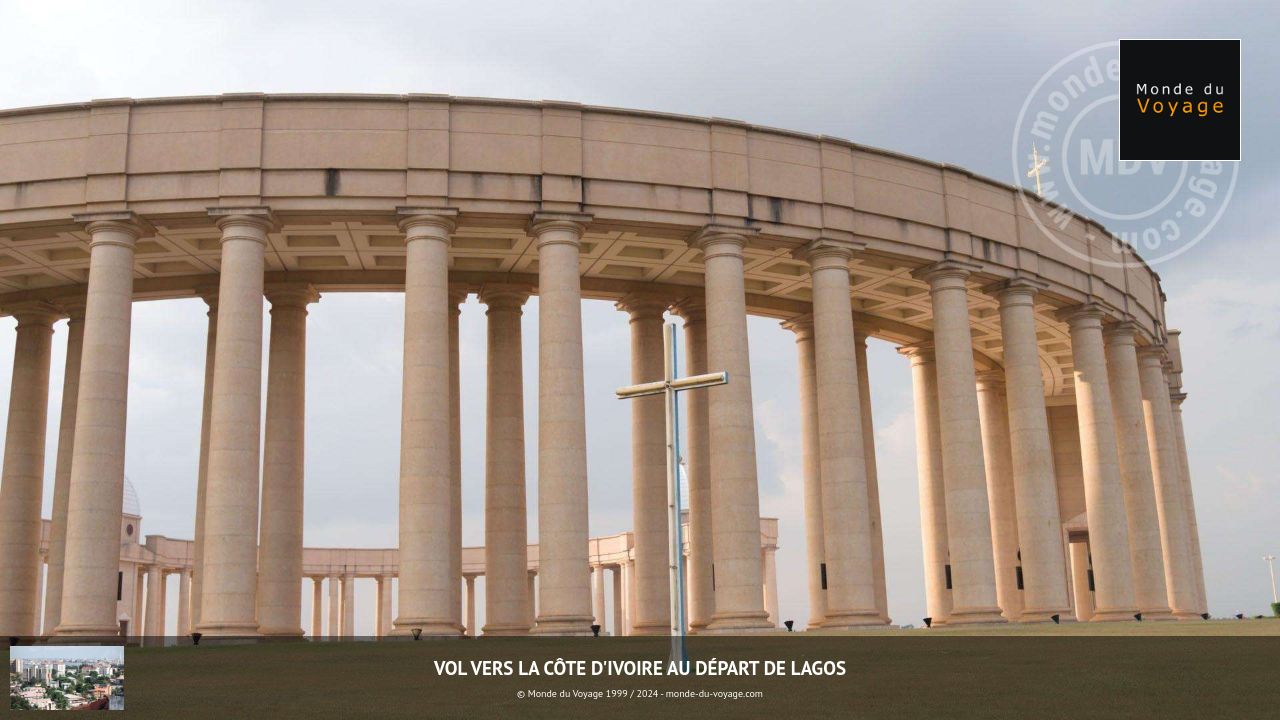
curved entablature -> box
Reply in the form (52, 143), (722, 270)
(0, 93), (1171, 398)
(36, 517), (780, 579)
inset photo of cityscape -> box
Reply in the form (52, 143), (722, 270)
(8, 646), (123, 711)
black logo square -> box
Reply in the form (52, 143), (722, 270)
(1120, 39), (1240, 161)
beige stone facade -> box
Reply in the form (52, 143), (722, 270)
(0, 94), (1206, 637)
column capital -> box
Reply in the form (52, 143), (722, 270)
(1169, 391), (1187, 406)
(897, 341), (935, 363)
(1054, 302), (1108, 327)
(448, 284), (470, 308)
(397, 207), (459, 239)
(669, 296), (706, 325)
(1136, 344), (1169, 366)
(615, 291), (670, 320)
(975, 369), (1007, 389)
(74, 211), (154, 247)
(853, 327), (873, 346)
(793, 236), (866, 268)
(1102, 320), (1141, 344)
(3, 300), (63, 329)
(209, 206), (278, 238)
(265, 282), (320, 309)
(688, 224), (756, 258)
(478, 282), (532, 311)
(911, 258), (982, 287)
(50, 293), (88, 322)
(528, 212), (592, 243)
(985, 276), (1048, 304)
(780, 313), (815, 339)
(196, 285), (220, 312)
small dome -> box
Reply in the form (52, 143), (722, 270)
(122, 476), (141, 517)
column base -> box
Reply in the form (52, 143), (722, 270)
(391, 619), (465, 637)
(701, 610), (775, 634)
(481, 623), (531, 637)
(1017, 608), (1075, 624)
(531, 614), (595, 636)
(942, 607), (1008, 626)
(1137, 608), (1176, 621)
(628, 621), (673, 636)
(194, 622), (261, 638)
(821, 610), (886, 630)
(51, 624), (121, 639)
(257, 626), (306, 638)
(1173, 610), (1204, 621)
(1089, 607), (1142, 622)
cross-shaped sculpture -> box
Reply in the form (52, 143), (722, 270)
(616, 322), (727, 662)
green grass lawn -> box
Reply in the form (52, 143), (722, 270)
(109, 619), (1279, 719)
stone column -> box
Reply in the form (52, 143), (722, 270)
(690, 226), (771, 632)
(56, 213), (146, 637)
(1069, 540), (1095, 622)
(612, 566), (624, 636)
(256, 284), (318, 637)
(974, 372), (1023, 621)
(901, 343), (952, 624)
(782, 315), (826, 629)
(394, 209), (461, 637)
(672, 298), (714, 631)
(626, 559), (638, 632)
(620, 560), (632, 635)
(327, 576), (340, 637)
(991, 279), (1071, 622)
(479, 284), (531, 635)
(591, 566), (606, 628)
(762, 549), (779, 627)
(464, 576), (476, 636)
(144, 566), (164, 644)
(1164, 331), (1205, 612)
(0, 302), (59, 637)
(1103, 324), (1172, 620)
(1168, 391), (1207, 614)
(42, 297), (85, 635)
(1059, 305), (1138, 621)
(854, 330), (890, 623)
(618, 292), (671, 634)
(190, 291), (217, 631)
(311, 578), (324, 638)
(1137, 348), (1198, 618)
(132, 569), (145, 641)
(378, 575), (394, 637)
(341, 574), (355, 637)
(527, 571), (538, 628)
(448, 287), (465, 632)
(914, 261), (1003, 624)
(530, 213), (594, 636)
(177, 570), (191, 636)
(801, 238), (880, 628)
(200, 209), (276, 638)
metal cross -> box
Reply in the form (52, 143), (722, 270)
(1027, 145), (1048, 195)
(1265, 555), (1277, 604)
(616, 322), (727, 662)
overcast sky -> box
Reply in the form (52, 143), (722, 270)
(1, 1), (1276, 635)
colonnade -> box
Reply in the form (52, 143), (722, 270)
(0, 208), (1206, 638)
(886, 276), (1205, 624)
